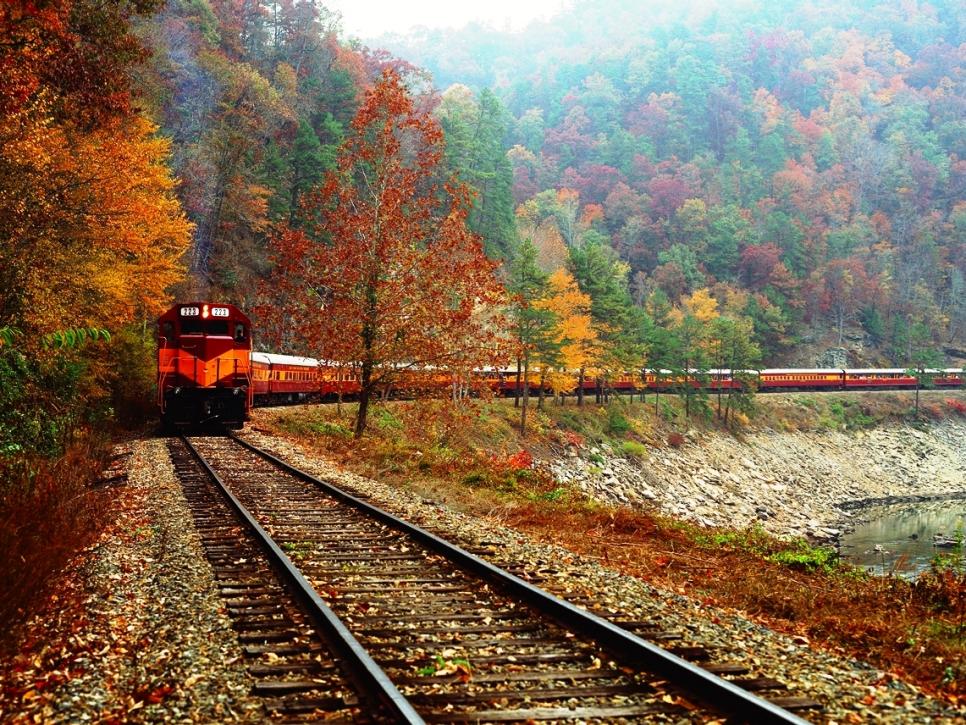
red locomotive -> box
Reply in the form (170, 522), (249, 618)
(158, 302), (964, 426)
(157, 302), (253, 428)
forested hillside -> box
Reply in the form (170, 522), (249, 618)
(119, 0), (966, 367)
(383, 0), (966, 363)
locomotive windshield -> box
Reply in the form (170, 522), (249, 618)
(181, 319), (203, 335)
(206, 320), (229, 336)
(178, 319), (230, 336)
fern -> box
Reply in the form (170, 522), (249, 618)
(42, 327), (111, 349)
(0, 326), (112, 350)
(0, 327), (21, 347)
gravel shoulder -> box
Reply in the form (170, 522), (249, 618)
(2, 432), (963, 723)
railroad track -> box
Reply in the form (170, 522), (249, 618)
(171, 434), (821, 723)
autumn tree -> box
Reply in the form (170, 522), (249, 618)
(821, 257), (874, 344)
(708, 316), (761, 425)
(260, 69), (503, 437)
(665, 289), (719, 420)
(905, 322), (943, 417)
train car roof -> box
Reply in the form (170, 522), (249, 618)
(760, 368), (844, 374)
(844, 368), (909, 374)
(251, 351), (320, 367)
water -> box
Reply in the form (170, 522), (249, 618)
(839, 499), (966, 578)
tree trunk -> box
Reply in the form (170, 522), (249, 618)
(537, 368), (546, 410)
(717, 373), (723, 420)
(355, 366), (372, 438)
(515, 355), (521, 407)
(520, 354), (530, 434)
(577, 368), (585, 406)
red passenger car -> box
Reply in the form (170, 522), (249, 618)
(251, 352), (321, 403)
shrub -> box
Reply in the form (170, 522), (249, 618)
(620, 440), (647, 458)
(461, 471), (487, 486)
(0, 348), (87, 457)
(0, 440), (106, 639)
(768, 541), (839, 572)
(667, 431), (686, 447)
(945, 398), (966, 415)
(539, 487), (568, 502)
(108, 326), (158, 428)
(563, 430), (585, 447)
(659, 399), (677, 421)
(922, 403), (945, 420)
(506, 450), (533, 470)
(607, 406), (630, 435)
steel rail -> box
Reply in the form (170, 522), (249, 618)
(231, 433), (813, 724)
(179, 436), (425, 725)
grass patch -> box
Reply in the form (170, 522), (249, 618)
(619, 440), (648, 458)
(818, 399), (877, 431)
(607, 406), (631, 435)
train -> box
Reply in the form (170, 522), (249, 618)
(157, 302), (964, 427)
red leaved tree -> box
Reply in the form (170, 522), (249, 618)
(259, 69), (505, 436)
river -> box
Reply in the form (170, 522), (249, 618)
(839, 499), (966, 578)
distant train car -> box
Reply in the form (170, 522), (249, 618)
(251, 352), (321, 403)
(758, 369), (846, 391)
(157, 302), (252, 428)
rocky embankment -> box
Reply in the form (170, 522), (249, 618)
(547, 419), (966, 542)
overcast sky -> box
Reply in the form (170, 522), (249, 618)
(325, 0), (572, 38)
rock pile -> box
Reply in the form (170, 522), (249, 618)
(545, 420), (966, 542)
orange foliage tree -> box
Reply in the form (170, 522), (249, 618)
(0, 0), (190, 339)
(259, 69), (505, 437)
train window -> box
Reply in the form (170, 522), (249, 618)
(181, 319), (203, 335)
(235, 323), (247, 341)
(206, 320), (229, 336)
(161, 321), (174, 340)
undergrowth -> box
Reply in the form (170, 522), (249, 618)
(0, 434), (108, 644)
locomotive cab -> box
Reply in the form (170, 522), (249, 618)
(157, 303), (253, 428)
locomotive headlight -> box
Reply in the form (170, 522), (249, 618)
(202, 304), (210, 319)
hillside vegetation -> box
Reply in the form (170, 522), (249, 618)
(384, 0), (965, 362)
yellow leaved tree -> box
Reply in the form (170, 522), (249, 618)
(535, 269), (600, 401)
